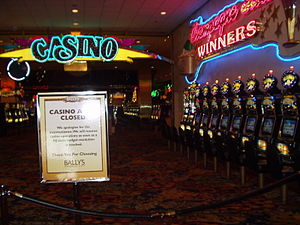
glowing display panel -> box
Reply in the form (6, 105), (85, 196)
(232, 116), (242, 130)
(221, 115), (229, 129)
(262, 118), (274, 135)
(203, 115), (209, 126)
(282, 119), (297, 137)
(246, 117), (256, 132)
(211, 115), (219, 128)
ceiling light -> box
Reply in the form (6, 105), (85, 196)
(160, 11), (167, 15)
(73, 21), (79, 26)
(71, 31), (81, 35)
(72, 8), (79, 13)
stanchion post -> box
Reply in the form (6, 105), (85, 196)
(240, 166), (245, 185)
(73, 182), (81, 225)
(203, 152), (207, 169)
(226, 161), (230, 179)
(0, 185), (8, 225)
(259, 173), (264, 189)
(213, 157), (217, 172)
(282, 184), (287, 204)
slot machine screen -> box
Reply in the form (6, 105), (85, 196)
(246, 117), (256, 132)
(233, 116), (241, 130)
(189, 115), (194, 123)
(184, 108), (189, 115)
(282, 119), (297, 137)
(211, 115), (218, 128)
(262, 118), (274, 135)
(221, 115), (229, 129)
(203, 115), (209, 126)
(190, 106), (195, 114)
(195, 114), (201, 124)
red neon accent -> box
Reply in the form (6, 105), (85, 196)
(251, 73), (256, 78)
(235, 26), (246, 42)
(246, 20), (257, 37)
(227, 31), (236, 45)
(238, 76), (242, 80)
(290, 66), (295, 71)
(190, 0), (272, 45)
(196, 20), (258, 59)
(241, 0), (273, 15)
(190, 5), (239, 43)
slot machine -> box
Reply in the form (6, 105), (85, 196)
(0, 103), (7, 136)
(184, 83), (198, 159)
(215, 78), (233, 178)
(179, 88), (190, 131)
(255, 70), (281, 188)
(207, 80), (221, 171)
(226, 76), (247, 184)
(192, 83), (203, 163)
(185, 83), (197, 131)
(192, 83), (202, 132)
(179, 85), (195, 154)
(198, 82), (211, 168)
(241, 74), (263, 173)
(268, 66), (300, 179)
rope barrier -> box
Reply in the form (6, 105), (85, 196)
(175, 172), (300, 215)
(3, 171), (300, 219)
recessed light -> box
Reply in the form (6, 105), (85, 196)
(71, 31), (81, 35)
(160, 11), (167, 15)
(73, 21), (79, 26)
(72, 9), (79, 13)
(136, 40), (141, 44)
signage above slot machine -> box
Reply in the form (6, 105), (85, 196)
(190, 0), (273, 59)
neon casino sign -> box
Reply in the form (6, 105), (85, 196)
(30, 35), (119, 63)
(190, 0), (273, 59)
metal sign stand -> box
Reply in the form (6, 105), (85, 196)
(73, 182), (81, 225)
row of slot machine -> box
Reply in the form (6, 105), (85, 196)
(0, 103), (33, 136)
(179, 66), (300, 184)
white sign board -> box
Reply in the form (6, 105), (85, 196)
(37, 91), (109, 183)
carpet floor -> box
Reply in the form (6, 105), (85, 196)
(1, 120), (300, 225)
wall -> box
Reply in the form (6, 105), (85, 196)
(172, 0), (300, 127)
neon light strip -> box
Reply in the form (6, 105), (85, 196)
(190, 0), (243, 24)
(184, 42), (300, 84)
(7, 58), (30, 81)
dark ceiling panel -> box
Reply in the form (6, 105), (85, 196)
(0, 0), (208, 35)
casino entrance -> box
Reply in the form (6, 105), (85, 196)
(0, 36), (173, 136)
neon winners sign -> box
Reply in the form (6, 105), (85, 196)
(190, 0), (273, 59)
(31, 35), (119, 63)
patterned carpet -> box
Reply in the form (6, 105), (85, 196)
(1, 120), (300, 225)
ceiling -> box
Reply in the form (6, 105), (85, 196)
(0, 0), (208, 36)
(0, 0), (209, 88)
